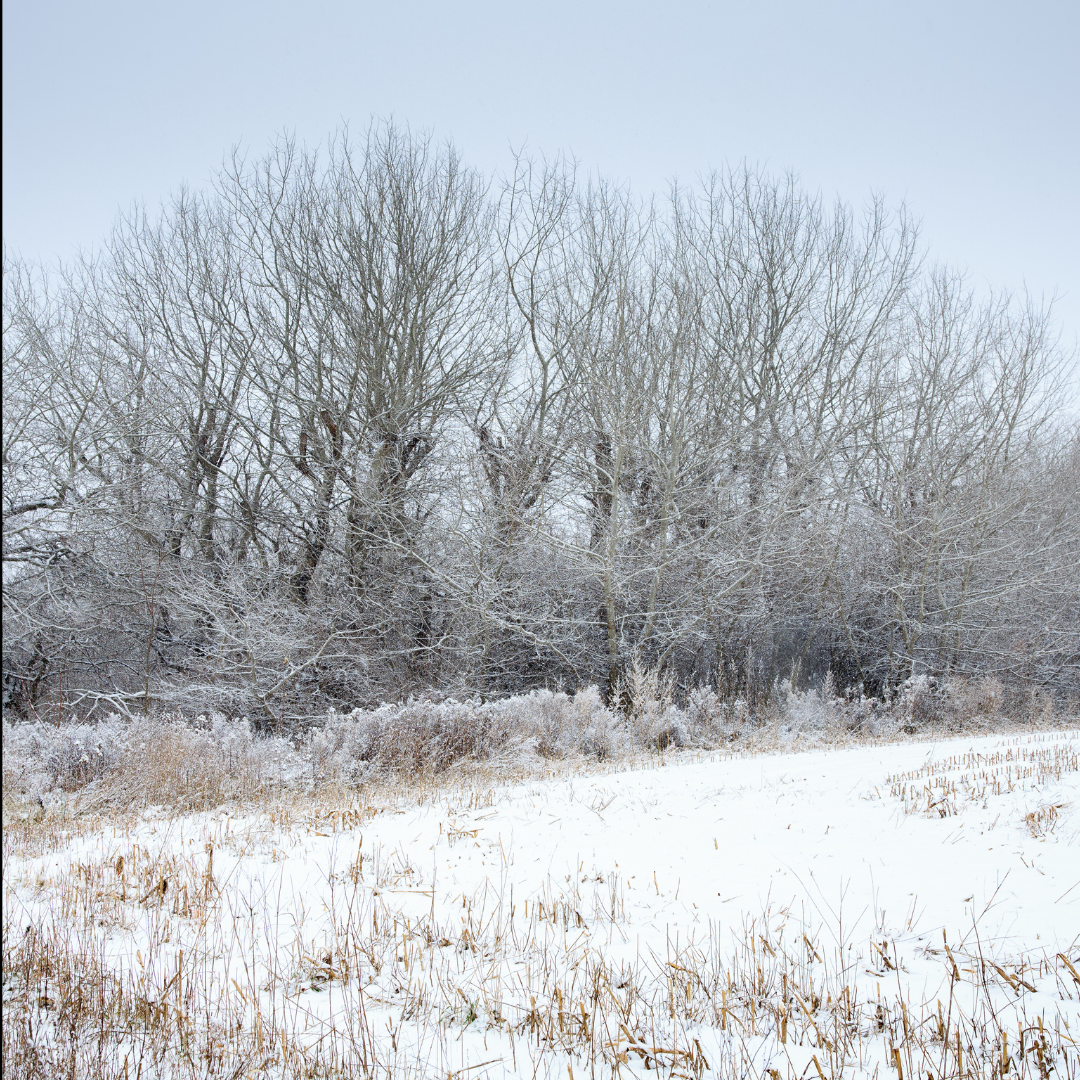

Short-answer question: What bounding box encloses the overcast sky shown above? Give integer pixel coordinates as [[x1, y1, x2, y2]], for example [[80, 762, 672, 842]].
[[4, 0, 1078, 385]]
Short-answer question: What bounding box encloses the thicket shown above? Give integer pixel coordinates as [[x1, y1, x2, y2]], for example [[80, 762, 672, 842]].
[[3, 124, 1078, 727], [4, 674, 1061, 809]]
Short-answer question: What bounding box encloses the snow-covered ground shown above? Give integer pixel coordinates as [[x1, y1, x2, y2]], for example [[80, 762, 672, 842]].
[[4, 728, 1079, 1078]]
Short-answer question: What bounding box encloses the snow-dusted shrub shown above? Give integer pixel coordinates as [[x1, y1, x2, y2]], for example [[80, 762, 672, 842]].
[[520, 689, 572, 759], [381, 698, 519, 771], [48, 722, 126, 790], [307, 697, 522, 778], [94, 715, 292, 807], [774, 671, 902, 740], [626, 662, 678, 749], [572, 686, 625, 759], [306, 709, 365, 782], [2, 712, 295, 807], [1021, 685, 1056, 724], [777, 676, 837, 735], [683, 687, 740, 746], [777, 673, 955, 739], [504, 686, 630, 760], [944, 676, 1005, 722], [898, 675, 945, 731], [831, 689, 894, 736], [1, 715, 127, 793], [306, 688, 631, 775], [809, 674, 1010, 737]]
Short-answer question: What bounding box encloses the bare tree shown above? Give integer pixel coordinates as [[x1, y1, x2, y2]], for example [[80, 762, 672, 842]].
[[4, 136, 1076, 724]]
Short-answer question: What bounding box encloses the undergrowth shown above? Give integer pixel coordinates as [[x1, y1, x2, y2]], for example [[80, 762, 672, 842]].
[[3, 675, 1070, 815]]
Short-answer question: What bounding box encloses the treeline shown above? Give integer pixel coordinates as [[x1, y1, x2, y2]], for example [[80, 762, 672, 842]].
[[3, 124, 1078, 725]]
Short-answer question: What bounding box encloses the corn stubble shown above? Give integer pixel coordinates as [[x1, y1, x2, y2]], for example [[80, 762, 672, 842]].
[[876, 737, 1077, 824], [3, 720, 1078, 1078], [4, 821, 1078, 1076]]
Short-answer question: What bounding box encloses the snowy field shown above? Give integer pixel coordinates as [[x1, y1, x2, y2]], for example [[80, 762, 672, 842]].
[[4, 728, 1079, 1078]]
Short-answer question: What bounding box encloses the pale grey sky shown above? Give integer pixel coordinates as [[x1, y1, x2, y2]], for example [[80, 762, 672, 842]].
[[4, 0, 1078, 376]]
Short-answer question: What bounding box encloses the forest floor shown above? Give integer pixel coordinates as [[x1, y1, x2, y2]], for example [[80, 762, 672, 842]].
[[3, 727, 1079, 1078]]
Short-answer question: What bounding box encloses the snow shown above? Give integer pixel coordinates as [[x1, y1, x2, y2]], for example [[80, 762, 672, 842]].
[[5, 728, 1079, 1078]]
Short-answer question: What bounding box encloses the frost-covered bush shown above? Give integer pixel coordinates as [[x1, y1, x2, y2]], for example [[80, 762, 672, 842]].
[[571, 686, 626, 760], [775, 673, 1012, 738], [308, 697, 522, 779], [304, 688, 633, 779], [504, 687, 629, 760], [624, 663, 680, 750], [2, 715, 127, 794], [684, 687, 723, 742], [1, 712, 294, 807], [526, 690, 574, 759], [830, 690, 893, 736], [678, 688, 759, 747], [47, 722, 126, 790], [897, 675, 945, 731], [92, 714, 294, 807], [2, 673, 1064, 807], [776, 674, 917, 740], [891, 674, 1009, 733], [943, 676, 1005, 723], [777, 676, 838, 735]]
